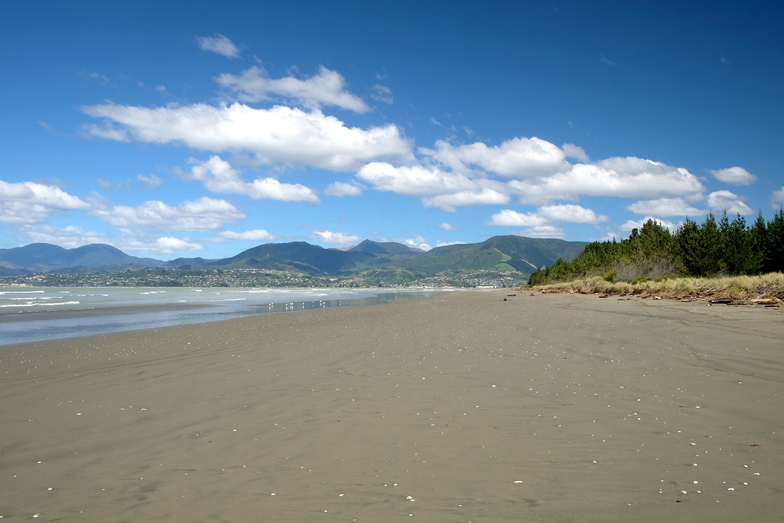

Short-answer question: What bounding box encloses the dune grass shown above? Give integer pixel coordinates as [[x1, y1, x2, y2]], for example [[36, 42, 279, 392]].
[[523, 272, 784, 300]]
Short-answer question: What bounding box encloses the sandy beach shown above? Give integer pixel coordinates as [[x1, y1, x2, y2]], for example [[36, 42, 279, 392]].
[[1, 290, 782, 522]]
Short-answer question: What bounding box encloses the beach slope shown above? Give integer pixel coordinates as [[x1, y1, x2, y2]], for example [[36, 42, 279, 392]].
[[1, 291, 782, 521]]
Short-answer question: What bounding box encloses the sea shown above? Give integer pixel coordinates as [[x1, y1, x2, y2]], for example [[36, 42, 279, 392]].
[[0, 286, 441, 347]]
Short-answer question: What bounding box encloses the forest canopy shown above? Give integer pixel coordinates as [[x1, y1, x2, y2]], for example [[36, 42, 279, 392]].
[[528, 210, 784, 286]]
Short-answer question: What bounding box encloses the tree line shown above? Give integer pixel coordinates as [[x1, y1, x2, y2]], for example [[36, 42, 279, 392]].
[[528, 210, 784, 285]]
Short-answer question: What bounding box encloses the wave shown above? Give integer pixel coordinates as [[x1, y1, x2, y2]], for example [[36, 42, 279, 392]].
[[0, 300, 81, 309]]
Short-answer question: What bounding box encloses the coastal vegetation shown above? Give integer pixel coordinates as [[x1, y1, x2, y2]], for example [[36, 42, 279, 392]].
[[527, 210, 784, 299]]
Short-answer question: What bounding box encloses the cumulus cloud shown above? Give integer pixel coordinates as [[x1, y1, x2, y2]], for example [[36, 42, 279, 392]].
[[627, 197, 706, 217], [522, 226, 566, 239], [489, 209, 549, 227], [180, 156, 319, 203], [324, 181, 363, 197], [22, 224, 110, 248], [216, 65, 369, 112], [357, 162, 509, 211], [422, 137, 568, 177], [509, 157, 705, 204], [706, 190, 753, 215], [218, 229, 275, 241], [537, 204, 609, 224], [248, 177, 320, 203], [0, 180, 89, 223], [82, 102, 412, 172], [709, 166, 757, 185], [562, 143, 590, 163], [92, 197, 245, 231], [422, 188, 509, 212], [149, 237, 205, 253], [398, 235, 431, 251], [357, 162, 475, 196], [773, 186, 784, 208], [120, 236, 205, 255], [437, 222, 456, 231], [311, 229, 362, 245], [621, 217, 678, 233], [195, 34, 240, 58]]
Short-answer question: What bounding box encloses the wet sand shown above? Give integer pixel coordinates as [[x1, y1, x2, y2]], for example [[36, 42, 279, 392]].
[[1, 290, 782, 521]]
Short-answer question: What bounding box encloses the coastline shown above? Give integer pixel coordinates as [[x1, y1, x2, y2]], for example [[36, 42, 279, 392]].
[[0, 287, 438, 346], [1, 290, 782, 521]]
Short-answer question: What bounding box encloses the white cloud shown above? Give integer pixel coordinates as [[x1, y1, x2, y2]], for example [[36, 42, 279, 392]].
[[510, 157, 705, 204], [538, 204, 609, 224], [370, 84, 395, 104], [422, 188, 509, 212], [82, 102, 412, 172], [180, 155, 319, 203], [437, 222, 456, 231], [357, 162, 509, 211], [399, 236, 431, 251], [706, 190, 753, 215], [562, 143, 590, 163], [121, 236, 205, 255], [627, 197, 706, 217], [195, 34, 240, 58], [22, 224, 110, 248], [137, 174, 162, 189], [218, 229, 275, 241], [82, 69, 110, 85], [489, 209, 549, 227], [92, 197, 245, 231], [621, 217, 678, 233], [357, 162, 475, 196], [709, 166, 757, 185], [248, 177, 319, 203], [773, 186, 784, 208], [422, 137, 568, 177], [216, 65, 369, 112], [311, 229, 362, 245], [0, 180, 89, 223], [151, 237, 205, 253], [371, 84, 393, 104], [324, 181, 363, 197], [522, 226, 566, 239], [180, 156, 246, 193], [82, 123, 129, 141]]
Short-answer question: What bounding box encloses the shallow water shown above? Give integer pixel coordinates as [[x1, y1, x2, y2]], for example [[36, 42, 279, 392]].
[[0, 287, 439, 346]]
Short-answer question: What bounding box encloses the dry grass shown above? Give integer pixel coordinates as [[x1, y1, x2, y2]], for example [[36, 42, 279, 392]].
[[522, 272, 784, 303]]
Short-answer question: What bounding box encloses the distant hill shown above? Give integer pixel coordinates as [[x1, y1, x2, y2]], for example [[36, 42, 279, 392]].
[[347, 240, 423, 256], [0, 236, 588, 280], [397, 236, 588, 275], [0, 243, 165, 275], [205, 241, 385, 275]]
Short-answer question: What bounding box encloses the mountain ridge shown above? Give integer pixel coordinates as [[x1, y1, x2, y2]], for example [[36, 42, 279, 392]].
[[0, 236, 588, 279]]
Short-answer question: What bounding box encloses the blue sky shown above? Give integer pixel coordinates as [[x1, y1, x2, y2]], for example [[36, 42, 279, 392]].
[[2, 0, 783, 259]]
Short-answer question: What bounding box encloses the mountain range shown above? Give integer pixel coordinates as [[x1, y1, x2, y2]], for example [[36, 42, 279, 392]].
[[0, 236, 588, 279]]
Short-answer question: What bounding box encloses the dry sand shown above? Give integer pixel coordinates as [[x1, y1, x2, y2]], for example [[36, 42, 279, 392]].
[[1, 290, 782, 522]]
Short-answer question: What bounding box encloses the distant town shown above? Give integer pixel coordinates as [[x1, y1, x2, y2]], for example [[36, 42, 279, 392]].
[[0, 267, 529, 289]]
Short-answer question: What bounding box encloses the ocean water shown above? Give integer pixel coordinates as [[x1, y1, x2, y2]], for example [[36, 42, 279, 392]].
[[0, 287, 439, 346]]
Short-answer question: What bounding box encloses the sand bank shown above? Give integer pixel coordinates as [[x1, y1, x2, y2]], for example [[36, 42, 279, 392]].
[[1, 290, 782, 521]]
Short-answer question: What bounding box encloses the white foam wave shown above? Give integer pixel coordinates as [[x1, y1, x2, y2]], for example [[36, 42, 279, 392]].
[[0, 300, 80, 308]]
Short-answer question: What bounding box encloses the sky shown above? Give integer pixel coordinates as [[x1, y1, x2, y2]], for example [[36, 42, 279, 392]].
[[2, 0, 783, 259]]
